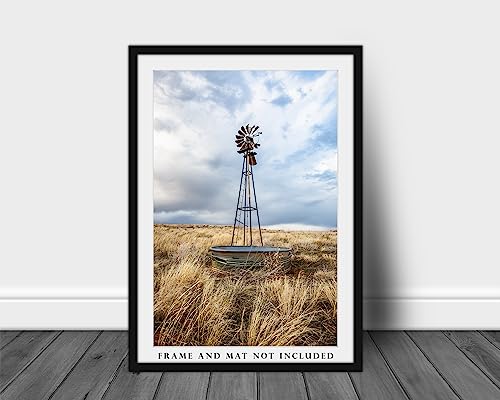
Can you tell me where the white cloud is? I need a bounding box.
[153,70,338,228]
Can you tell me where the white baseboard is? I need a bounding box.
[364,298,500,330]
[1,298,500,330]
[0,299,128,330]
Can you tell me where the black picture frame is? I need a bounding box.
[129,45,363,372]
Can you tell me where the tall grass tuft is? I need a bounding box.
[154,224,337,346]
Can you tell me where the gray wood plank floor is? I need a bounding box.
[0,331,499,400]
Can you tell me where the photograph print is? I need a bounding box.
[130,46,362,371]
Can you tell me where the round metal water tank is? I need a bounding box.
[209,245,292,267]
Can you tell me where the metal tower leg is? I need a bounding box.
[231,156,246,245]
[250,163,263,245]
[242,156,248,245]
[248,156,252,245]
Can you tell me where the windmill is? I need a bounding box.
[232,124,263,246]
[209,124,291,267]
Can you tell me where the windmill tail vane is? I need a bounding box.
[231,124,263,246]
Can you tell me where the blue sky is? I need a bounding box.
[153,70,338,230]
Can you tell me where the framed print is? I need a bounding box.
[129,46,362,371]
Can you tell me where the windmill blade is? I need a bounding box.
[235,124,262,155]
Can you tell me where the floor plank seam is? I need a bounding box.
[256,372,260,400]
[443,331,500,392]
[404,332,464,400]
[0,331,63,394]
[478,331,500,352]
[151,372,165,400]
[367,332,413,400]
[346,372,361,400]
[99,350,129,400]
[205,372,213,400]
[47,331,103,400]
[300,372,312,400]
[0,331,23,351]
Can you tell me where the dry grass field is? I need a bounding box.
[154,224,337,346]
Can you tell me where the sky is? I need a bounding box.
[153,70,338,230]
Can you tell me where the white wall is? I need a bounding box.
[1,1,499,329]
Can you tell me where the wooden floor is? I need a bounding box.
[1,331,499,399]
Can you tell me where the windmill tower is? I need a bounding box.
[209,124,291,268]
[231,124,263,246]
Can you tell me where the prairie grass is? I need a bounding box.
[154,224,337,346]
